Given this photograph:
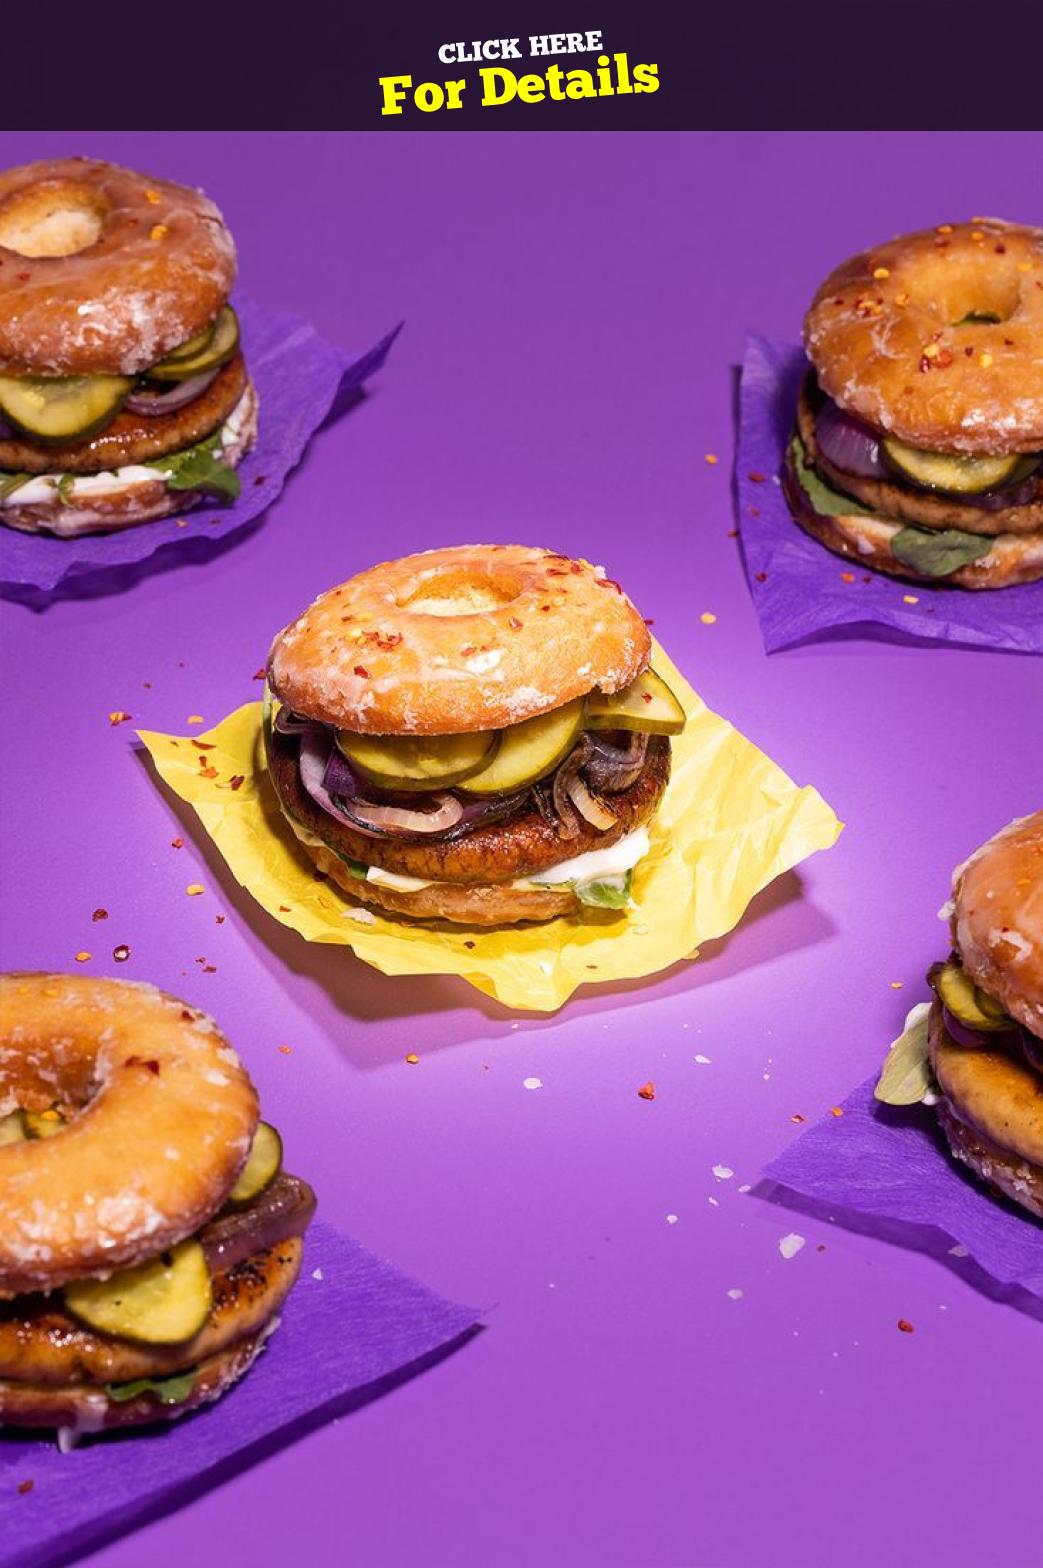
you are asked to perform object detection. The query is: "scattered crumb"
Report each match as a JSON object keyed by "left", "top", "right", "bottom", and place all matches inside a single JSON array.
[
  {"left": 890, "top": 980, "right": 904, "bottom": 989},
  {"left": 74, "top": 951, "right": 91, "bottom": 963},
  {"left": 523, "top": 1076, "right": 543, "bottom": 1091},
  {"left": 694, "top": 1054, "right": 712, "bottom": 1065},
  {"left": 91, "top": 908, "right": 108, "bottom": 922},
  {"left": 171, "top": 838, "right": 184, "bottom": 849},
  {"left": 405, "top": 1052, "right": 420, "bottom": 1065},
  {"left": 737, "top": 1183, "right": 751, "bottom": 1194},
  {"left": 311, "top": 1267, "right": 324, "bottom": 1281},
  {"left": 790, "top": 1113, "right": 806, "bottom": 1123},
  {"left": 704, "top": 453, "right": 719, "bottom": 465},
  {"left": 712, "top": 1164, "right": 734, "bottom": 1181},
  {"left": 112, "top": 945, "right": 130, "bottom": 963},
  {"left": 902, "top": 595, "right": 920, "bottom": 605},
  {"left": 699, "top": 611, "right": 717, "bottom": 625},
  {"left": 830, "top": 1106, "right": 844, "bottom": 1117},
  {"left": 727, "top": 1288, "right": 744, "bottom": 1301},
  {"left": 277, "top": 1045, "right": 293, "bottom": 1056},
  {"left": 779, "top": 1233, "right": 806, "bottom": 1260},
  {"left": 897, "top": 1318, "right": 915, "bottom": 1334},
  {"left": 186, "top": 884, "right": 205, "bottom": 897},
  {"left": 187, "top": 715, "right": 204, "bottom": 726},
  {"left": 637, "top": 1081, "right": 655, "bottom": 1101},
  {"left": 948, "top": 1244, "right": 969, "bottom": 1259},
  {"left": 108, "top": 711, "right": 132, "bottom": 726},
  {"left": 665, "top": 1214, "right": 679, "bottom": 1225}
]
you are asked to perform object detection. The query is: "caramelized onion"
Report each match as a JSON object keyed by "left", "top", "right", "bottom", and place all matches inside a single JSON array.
[
  {"left": 200, "top": 1172, "right": 316, "bottom": 1276},
  {"left": 124, "top": 369, "right": 220, "bottom": 416}
]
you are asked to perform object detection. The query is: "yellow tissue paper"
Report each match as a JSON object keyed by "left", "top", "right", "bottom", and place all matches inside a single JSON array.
[{"left": 138, "top": 646, "right": 841, "bottom": 1012}]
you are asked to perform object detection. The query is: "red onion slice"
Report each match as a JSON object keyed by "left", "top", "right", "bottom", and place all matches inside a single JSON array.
[
  {"left": 299, "top": 729, "right": 464, "bottom": 838},
  {"left": 941, "top": 1005, "right": 1022, "bottom": 1053},
  {"left": 585, "top": 731, "right": 649, "bottom": 794},
  {"left": 565, "top": 774, "right": 617, "bottom": 831},
  {"left": 340, "top": 793, "right": 464, "bottom": 836},
  {"left": 200, "top": 1172, "right": 316, "bottom": 1276},
  {"left": 124, "top": 368, "right": 220, "bottom": 416},
  {"left": 815, "top": 400, "right": 890, "bottom": 479}
]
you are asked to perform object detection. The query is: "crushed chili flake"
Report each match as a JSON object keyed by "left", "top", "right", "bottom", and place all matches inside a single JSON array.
[
  {"left": 507, "top": 616, "right": 523, "bottom": 630},
  {"left": 841, "top": 572, "right": 856, "bottom": 583},
  {"left": 754, "top": 571, "right": 768, "bottom": 583},
  {"left": 108, "top": 711, "right": 132, "bottom": 726},
  {"left": 277, "top": 1044, "right": 292, "bottom": 1055},
  {"left": 897, "top": 1318, "right": 915, "bottom": 1333},
  {"left": 186, "top": 884, "right": 205, "bottom": 896},
  {"left": 747, "top": 471, "right": 766, "bottom": 483},
  {"left": 215, "top": 914, "right": 226, "bottom": 924},
  {"left": 362, "top": 629, "right": 403, "bottom": 650},
  {"left": 704, "top": 453, "right": 719, "bottom": 465},
  {"left": 353, "top": 665, "right": 370, "bottom": 678},
  {"left": 74, "top": 951, "right": 91, "bottom": 963},
  {"left": 252, "top": 668, "right": 266, "bottom": 681},
  {"left": 405, "top": 1052, "right": 420, "bottom": 1064},
  {"left": 112, "top": 944, "right": 131, "bottom": 963},
  {"left": 191, "top": 739, "right": 215, "bottom": 751},
  {"left": 637, "top": 1081, "right": 656, "bottom": 1101},
  {"left": 175, "top": 519, "right": 189, "bottom": 528},
  {"left": 171, "top": 837, "right": 184, "bottom": 849},
  {"left": 17, "top": 1479, "right": 34, "bottom": 1494},
  {"left": 199, "top": 765, "right": 218, "bottom": 779},
  {"left": 464, "top": 939, "right": 476, "bottom": 949},
  {"left": 829, "top": 1106, "right": 844, "bottom": 1117},
  {"left": 229, "top": 774, "right": 245, "bottom": 791},
  {"left": 91, "top": 908, "right": 109, "bottom": 922}
]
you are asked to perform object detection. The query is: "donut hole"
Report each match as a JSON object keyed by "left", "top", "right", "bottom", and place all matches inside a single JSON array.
[
  {"left": 399, "top": 568, "right": 518, "bottom": 616},
  {"left": 0, "top": 180, "right": 107, "bottom": 258},
  {"left": 906, "top": 256, "right": 1022, "bottom": 328}
]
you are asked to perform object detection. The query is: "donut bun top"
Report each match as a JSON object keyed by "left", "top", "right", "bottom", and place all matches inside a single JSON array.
[
  {"left": 267, "top": 544, "right": 652, "bottom": 735},
  {"left": 0, "top": 158, "right": 236, "bottom": 376},
  {"left": 804, "top": 219, "right": 1043, "bottom": 454},
  {"left": 951, "top": 810, "right": 1043, "bottom": 1040}
]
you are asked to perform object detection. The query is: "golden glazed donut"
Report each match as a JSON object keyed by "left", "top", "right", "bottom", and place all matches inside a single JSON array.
[
  {"left": 0, "top": 158, "right": 236, "bottom": 377},
  {"left": 268, "top": 544, "right": 652, "bottom": 735},
  {"left": 950, "top": 811, "right": 1043, "bottom": 1039},
  {"left": 804, "top": 219, "right": 1043, "bottom": 454},
  {"left": 0, "top": 974, "right": 258, "bottom": 1297}
]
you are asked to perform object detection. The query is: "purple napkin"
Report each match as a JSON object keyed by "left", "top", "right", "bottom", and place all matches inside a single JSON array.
[
  {"left": 0, "top": 1221, "right": 479, "bottom": 1568},
  {"left": 762, "top": 1075, "right": 1043, "bottom": 1312},
  {"left": 736, "top": 337, "right": 1043, "bottom": 655},
  {"left": 0, "top": 303, "right": 401, "bottom": 596}
]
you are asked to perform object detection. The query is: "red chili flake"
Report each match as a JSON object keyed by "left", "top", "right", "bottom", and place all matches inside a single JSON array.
[
  {"left": 198, "top": 765, "right": 218, "bottom": 780},
  {"left": 215, "top": 914, "right": 226, "bottom": 924},
  {"left": 897, "top": 1319, "right": 915, "bottom": 1334},
  {"left": 994, "top": 243, "right": 1006, "bottom": 254},
  {"left": 754, "top": 571, "right": 768, "bottom": 583},
  {"left": 17, "top": 1480, "right": 33, "bottom": 1495},
  {"left": 643, "top": 617, "right": 655, "bottom": 626},
  {"left": 507, "top": 616, "right": 523, "bottom": 631},
  {"left": 277, "top": 1044, "right": 292, "bottom": 1056},
  {"left": 180, "top": 1008, "right": 195, "bottom": 1021},
  {"left": 642, "top": 691, "right": 653, "bottom": 703},
  {"left": 191, "top": 739, "right": 215, "bottom": 751},
  {"left": 460, "top": 644, "right": 476, "bottom": 657},
  {"left": 570, "top": 561, "right": 584, "bottom": 574},
  {"left": 920, "top": 346, "right": 954, "bottom": 372},
  {"left": 464, "top": 939, "right": 476, "bottom": 949},
  {"left": 92, "top": 908, "right": 109, "bottom": 922},
  {"left": 108, "top": 711, "right": 132, "bottom": 726},
  {"left": 790, "top": 1113, "right": 806, "bottom": 1123},
  {"left": 747, "top": 471, "right": 766, "bottom": 483},
  {"left": 253, "top": 475, "right": 266, "bottom": 486},
  {"left": 833, "top": 297, "right": 844, "bottom": 305},
  {"left": 539, "top": 604, "right": 551, "bottom": 612},
  {"left": 226, "top": 774, "right": 244, "bottom": 791},
  {"left": 746, "top": 507, "right": 760, "bottom": 518},
  {"left": 546, "top": 567, "right": 570, "bottom": 577},
  {"left": 362, "top": 629, "right": 403, "bottom": 650},
  {"left": 637, "top": 1081, "right": 656, "bottom": 1101},
  {"left": 112, "top": 944, "right": 131, "bottom": 963},
  {"left": 202, "top": 965, "right": 217, "bottom": 974},
  {"left": 16, "top": 271, "right": 30, "bottom": 282},
  {"left": 353, "top": 665, "right": 370, "bottom": 678},
  {"left": 252, "top": 668, "right": 266, "bottom": 681},
  {"left": 829, "top": 1106, "right": 844, "bottom": 1118},
  {"left": 278, "top": 904, "right": 292, "bottom": 913},
  {"left": 171, "top": 837, "right": 184, "bottom": 849},
  {"left": 816, "top": 1243, "right": 827, "bottom": 1253},
  {"left": 596, "top": 577, "right": 623, "bottom": 593}
]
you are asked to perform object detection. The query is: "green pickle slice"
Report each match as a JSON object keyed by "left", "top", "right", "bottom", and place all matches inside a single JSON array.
[
  {"left": 148, "top": 306, "right": 240, "bottom": 382},
  {"left": 461, "top": 699, "right": 585, "bottom": 795},
  {"left": 929, "top": 959, "right": 1010, "bottom": 1031},
  {"left": 0, "top": 373, "right": 132, "bottom": 444},
  {"left": 586, "top": 669, "right": 686, "bottom": 736},
  {"left": 64, "top": 1239, "right": 212, "bottom": 1345},
  {"left": 228, "top": 1121, "right": 283, "bottom": 1205},
  {"left": 881, "top": 439, "right": 1036, "bottom": 496},
  {"left": 337, "top": 729, "right": 498, "bottom": 792}
]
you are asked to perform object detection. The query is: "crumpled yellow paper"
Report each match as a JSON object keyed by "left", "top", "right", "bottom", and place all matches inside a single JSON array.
[{"left": 138, "top": 645, "right": 841, "bottom": 1011}]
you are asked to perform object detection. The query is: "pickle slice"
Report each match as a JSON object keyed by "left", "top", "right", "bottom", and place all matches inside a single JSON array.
[
  {"left": 462, "top": 699, "right": 585, "bottom": 795},
  {"left": 23, "top": 1107, "right": 64, "bottom": 1139},
  {"left": 929, "top": 960, "right": 1010, "bottom": 1031},
  {"left": 586, "top": 669, "right": 686, "bottom": 736},
  {"left": 881, "top": 439, "right": 1036, "bottom": 495},
  {"left": 148, "top": 306, "right": 240, "bottom": 382},
  {"left": 336, "top": 728, "right": 498, "bottom": 793},
  {"left": 157, "top": 322, "right": 217, "bottom": 366},
  {"left": 0, "top": 373, "right": 132, "bottom": 444},
  {"left": 228, "top": 1122, "right": 283, "bottom": 1205},
  {"left": 64, "top": 1239, "right": 212, "bottom": 1345},
  {"left": 0, "top": 1111, "right": 27, "bottom": 1146}
]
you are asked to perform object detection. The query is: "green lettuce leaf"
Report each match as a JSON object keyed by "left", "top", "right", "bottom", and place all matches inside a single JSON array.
[
  {"left": 574, "top": 870, "right": 633, "bottom": 909},
  {"left": 0, "top": 472, "right": 33, "bottom": 501},
  {"left": 875, "top": 1003, "right": 936, "bottom": 1105},
  {"left": 54, "top": 472, "right": 76, "bottom": 504},
  {"left": 149, "top": 432, "right": 240, "bottom": 501},
  {"left": 789, "top": 435, "right": 869, "bottom": 516},
  {"left": 104, "top": 1369, "right": 197, "bottom": 1406},
  {"left": 890, "top": 526, "right": 991, "bottom": 578}
]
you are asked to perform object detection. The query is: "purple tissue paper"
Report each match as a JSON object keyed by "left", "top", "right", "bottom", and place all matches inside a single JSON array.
[
  {"left": 763, "top": 1075, "right": 1043, "bottom": 1310},
  {"left": 0, "top": 1221, "right": 479, "bottom": 1568},
  {"left": 736, "top": 337, "right": 1043, "bottom": 655},
  {"left": 0, "top": 302, "right": 400, "bottom": 595}
]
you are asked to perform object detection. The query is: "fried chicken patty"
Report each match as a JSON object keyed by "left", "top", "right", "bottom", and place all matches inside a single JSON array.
[
  {"left": 0, "top": 1238, "right": 302, "bottom": 1387},
  {"left": 0, "top": 354, "right": 247, "bottom": 475},
  {"left": 268, "top": 727, "right": 670, "bottom": 884},
  {"left": 797, "top": 376, "right": 1043, "bottom": 536}
]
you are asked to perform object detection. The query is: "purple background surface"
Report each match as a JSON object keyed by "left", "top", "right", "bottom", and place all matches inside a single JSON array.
[{"left": 1, "top": 131, "right": 1041, "bottom": 1568}]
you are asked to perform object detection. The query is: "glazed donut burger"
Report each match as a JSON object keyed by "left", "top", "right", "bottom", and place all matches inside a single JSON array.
[
  {"left": 0, "top": 975, "right": 315, "bottom": 1445},
  {"left": 877, "top": 812, "right": 1043, "bottom": 1218},
  {"left": 0, "top": 158, "right": 257, "bottom": 538},
  {"left": 265, "top": 545, "right": 685, "bottom": 927},
  {"left": 788, "top": 219, "right": 1043, "bottom": 589}
]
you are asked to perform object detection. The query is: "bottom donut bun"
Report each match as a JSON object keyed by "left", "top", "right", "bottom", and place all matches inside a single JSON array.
[
  {"left": 783, "top": 444, "right": 1043, "bottom": 589},
  {"left": 0, "top": 380, "right": 258, "bottom": 539},
  {"left": 928, "top": 999, "right": 1043, "bottom": 1219}
]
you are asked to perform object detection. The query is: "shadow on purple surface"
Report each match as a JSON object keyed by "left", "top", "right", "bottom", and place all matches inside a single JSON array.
[
  {"left": 138, "top": 750, "right": 836, "bottom": 1051},
  {"left": 1, "top": 1326, "right": 481, "bottom": 1568}
]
